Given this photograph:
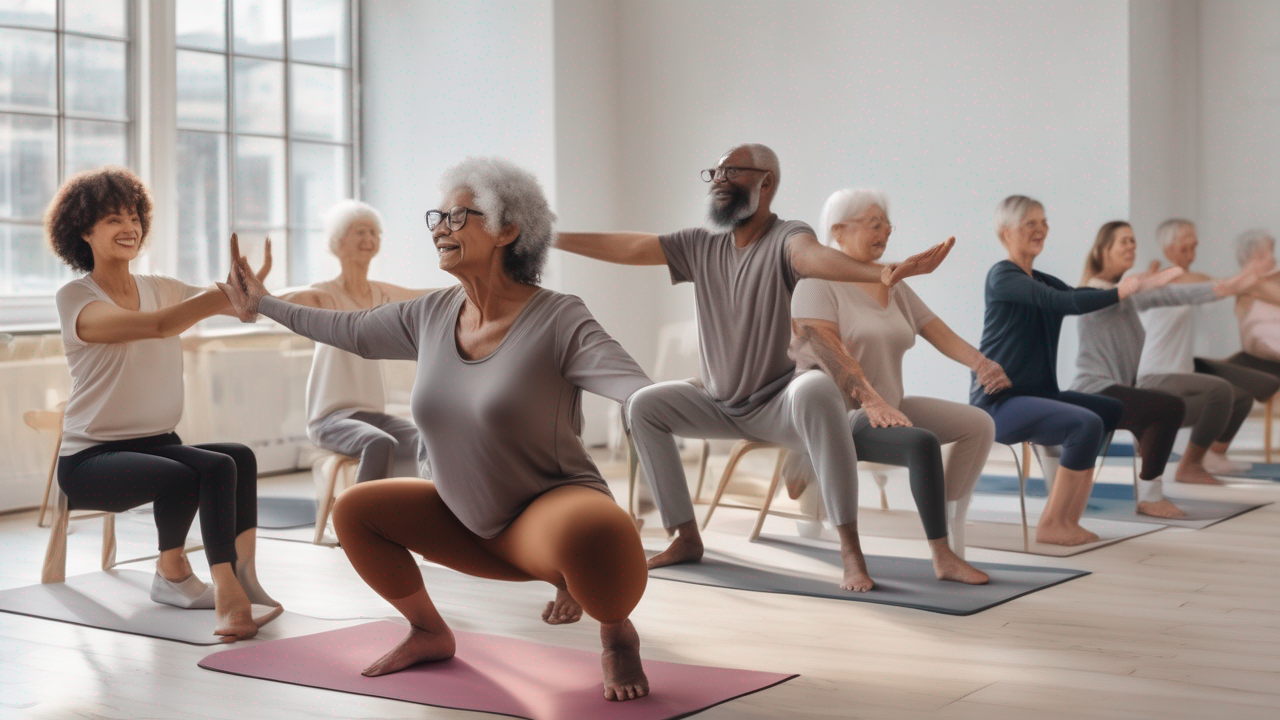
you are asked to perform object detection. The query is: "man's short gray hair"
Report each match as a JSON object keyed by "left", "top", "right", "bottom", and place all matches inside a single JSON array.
[
  {"left": 1156, "top": 218, "right": 1194, "bottom": 250},
  {"left": 994, "top": 195, "right": 1044, "bottom": 239},
  {"left": 818, "top": 188, "right": 890, "bottom": 247},
  {"left": 324, "top": 199, "right": 383, "bottom": 254},
  {"left": 726, "top": 143, "right": 781, "bottom": 188},
  {"left": 439, "top": 157, "right": 556, "bottom": 285},
  {"left": 1236, "top": 228, "right": 1276, "bottom": 267}
]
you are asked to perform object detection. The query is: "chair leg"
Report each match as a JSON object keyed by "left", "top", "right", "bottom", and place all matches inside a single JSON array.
[
  {"left": 873, "top": 472, "right": 890, "bottom": 510},
  {"left": 1093, "top": 431, "right": 1114, "bottom": 484},
  {"left": 37, "top": 431, "right": 61, "bottom": 528},
  {"left": 41, "top": 495, "right": 70, "bottom": 584},
  {"left": 314, "top": 456, "right": 344, "bottom": 545},
  {"left": 693, "top": 440, "right": 711, "bottom": 503},
  {"left": 702, "top": 440, "right": 754, "bottom": 531},
  {"left": 101, "top": 514, "right": 117, "bottom": 570},
  {"left": 626, "top": 435, "right": 639, "bottom": 519},
  {"left": 1011, "top": 444, "right": 1030, "bottom": 552},
  {"left": 1267, "top": 398, "right": 1274, "bottom": 464},
  {"left": 749, "top": 449, "right": 788, "bottom": 541}
]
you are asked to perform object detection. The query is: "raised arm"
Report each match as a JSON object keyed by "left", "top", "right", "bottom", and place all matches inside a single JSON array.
[
  {"left": 991, "top": 263, "right": 1120, "bottom": 314},
  {"left": 791, "top": 317, "right": 910, "bottom": 427},
  {"left": 918, "top": 317, "right": 1011, "bottom": 394},
  {"left": 554, "top": 232, "right": 667, "bottom": 266},
  {"left": 789, "top": 234, "right": 956, "bottom": 286}
]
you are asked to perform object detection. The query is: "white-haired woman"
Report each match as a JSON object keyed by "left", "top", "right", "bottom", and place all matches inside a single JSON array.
[
  {"left": 1138, "top": 220, "right": 1280, "bottom": 474},
  {"left": 787, "top": 188, "right": 1005, "bottom": 573},
  {"left": 1234, "top": 230, "right": 1280, "bottom": 363},
  {"left": 281, "top": 201, "right": 432, "bottom": 484},
  {"left": 976, "top": 196, "right": 1181, "bottom": 546},
  {"left": 219, "top": 158, "right": 652, "bottom": 701}
]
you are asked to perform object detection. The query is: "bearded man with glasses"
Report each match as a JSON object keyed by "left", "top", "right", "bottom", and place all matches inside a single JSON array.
[{"left": 554, "top": 143, "right": 954, "bottom": 592}]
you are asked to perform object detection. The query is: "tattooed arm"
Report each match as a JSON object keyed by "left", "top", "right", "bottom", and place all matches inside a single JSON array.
[{"left": 792, "top": 317, "right": 911, "bottom": 428}]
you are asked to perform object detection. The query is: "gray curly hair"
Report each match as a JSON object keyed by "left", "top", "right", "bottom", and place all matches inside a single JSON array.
[{"left": 439, "top": 157, "right": 556, "bottom": 285}]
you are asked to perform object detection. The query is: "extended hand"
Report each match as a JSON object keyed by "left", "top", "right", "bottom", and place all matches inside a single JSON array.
[
  {"left": 1118, "top": 265, "right": 1184, "bottom": 298},
  {"left": 215, "top": 233, "right": 271, "bottom": 322},
  {"left": 882, "top": 237, "right": 955, "bottom": 286},
  {"left": 863, "top": 398, "right": 912, "bottom": 428},
  {"left": 975, "top": 357, "right": 1012, "bottom": 394}
]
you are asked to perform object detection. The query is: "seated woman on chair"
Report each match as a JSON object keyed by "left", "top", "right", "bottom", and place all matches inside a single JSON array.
[
  {"left": 48, "top": 166, "right": 279, "bottom": 642},
  {"left": 1070, "top": 221, "right": 1264, "bottom": 514},
  {"left": 220, "top": 158, "right": 653, "bottom": 701},
  {"left": 280, "top": 200, "right": 434, "bottom": 484},
  {"left": 787, "top": 187, "right": 999, "bottom": 578},
  {"left": 1233, "top": 230, "right": 1280, "bottom": 367},
  {"left": 1138, "top": 220, "right": 1280, "bottom": 474},
  {"left": 973, "top": 196, "right": 1182, "bottom": 546}
]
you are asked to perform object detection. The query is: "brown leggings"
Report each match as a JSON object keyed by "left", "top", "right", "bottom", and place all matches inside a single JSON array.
[{"left": 332, "top": 479, "right": 648, "bottom": 624}]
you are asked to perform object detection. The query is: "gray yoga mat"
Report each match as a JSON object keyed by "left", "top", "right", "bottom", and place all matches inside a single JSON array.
[
  {"left": 646, "top": 537, "right": 1089, "bottom": 615},
  {"left": 0, "top": 569, "right": 334, "bottom": 645},
  {"left": 972, "top": 475, "right": 1269, "bottom": 529},
  {"left": 257, "top": 496, "right": 317, "bottom": 529}
]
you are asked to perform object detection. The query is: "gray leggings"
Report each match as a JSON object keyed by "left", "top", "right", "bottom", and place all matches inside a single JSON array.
[
  {"left": 1138, "top": 372, "right": 1246, "bottom": 447},
  {"left": 626, "top": 371, "right": 860, "bottom": 528},
  {"left": 309, "top": 410, "right": 420, "bottom": 484}
]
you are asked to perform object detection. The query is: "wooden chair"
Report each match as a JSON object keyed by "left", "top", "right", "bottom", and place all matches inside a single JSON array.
[
  {"left": 24, "top": 402, "right": 67, "bottom": 528},
  {"left": 699, "top": 440, "right": 788, "bottom": 540},
  {"left": 311, "top": 450, "right": 359, "bottom": 544}
]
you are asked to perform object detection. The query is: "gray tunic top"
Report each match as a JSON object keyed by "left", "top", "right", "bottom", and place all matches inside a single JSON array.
[
  {"left": 659, "top": 217, "right": 813, "bottom": 416},
  {"left": 1069, "top": 278, "right": 1218, "bottom": 394},
  {"left": 259, "top": 286, "right": 652, "bottom": 538}
]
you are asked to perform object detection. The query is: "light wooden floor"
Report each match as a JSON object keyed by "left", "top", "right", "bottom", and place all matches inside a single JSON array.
[{"left": 2, "top": 426, "right": 1279, "bottom": 719}]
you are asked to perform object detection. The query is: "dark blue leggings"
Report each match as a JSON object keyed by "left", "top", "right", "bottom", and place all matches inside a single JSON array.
[
  {"left": 986, "top": 392, "right": 1123, "bottom": 471},
  {"left": 56, "top": 433, "right": 258, "bottom": 566}
]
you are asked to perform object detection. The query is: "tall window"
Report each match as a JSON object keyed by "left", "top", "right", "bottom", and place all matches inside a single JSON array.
[
  {"left": 0, "top": 0, "right": 131, "bottom": 298},
  {"left": 175, "top": 0, "right": 353, "bottom": 287}
]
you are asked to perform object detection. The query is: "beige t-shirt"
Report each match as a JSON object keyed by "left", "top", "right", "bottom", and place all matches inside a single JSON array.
[
  {"left": 789, "top": 278, "right": 936, "bottom": 410},
  {"left": 304, "top": 279, "right": 422, "bottom": 435},
  {"left": 56, "top": 274, "right": 203, "bottom": 455}
]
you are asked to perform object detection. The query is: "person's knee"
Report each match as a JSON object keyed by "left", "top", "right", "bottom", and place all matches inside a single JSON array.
[
  {"left": 624, "top": 383, "right": 668, "bottom": 432},
  {"left": 201, "top": 453, "right": 239, "bottom": 490},
  {"left": 363, "top": 434, "right": 397, "bottom": 461},
  {"left": 789, "top": 371, "right": 846, "bottom": 421},
  {"left": 972, "top": 410, "right": 997, "bottom": 446},
  {"left": 1061, "top": 411, "right": 1106, "bottom": 468},
  {"left": 901, "top": 427, "right": 943, "bottom": 466},
  {"left": 1095, "top": 396, "right": 1125, "bottom": 434},
  {"left": 331, "top": 481, "right": 384, "bottom": 531}
]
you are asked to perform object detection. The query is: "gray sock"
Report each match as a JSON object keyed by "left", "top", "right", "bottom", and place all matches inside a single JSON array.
[{"left": 149, "top": 571, "right": 216, "bottom": 609}]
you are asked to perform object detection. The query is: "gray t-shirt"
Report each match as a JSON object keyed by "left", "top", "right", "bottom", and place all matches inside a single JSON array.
[
  {"left": 789, "top": 279, "right": 937, "bottom": 410},
  {"left": 1070, "top": 278, "right": 1218, "bottom": 393},
  {"left": 259, "top": 286, "right": 652, "bottom": 538},
  {"left": 660, "top": 218, "right": 813, "bottom": 416}
]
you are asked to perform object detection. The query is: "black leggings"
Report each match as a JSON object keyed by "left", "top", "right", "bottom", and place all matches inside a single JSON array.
[
  {"left": 56, "top": 434, "right": 258, "bottom": 566},
  {"left": 1097, "top": 385, "right": 1187, "bottom": 480},
  {"left": 852, "top": 425, "right": 947, "bottom": 540},
  {"left": 1198, "top": 355, "right": 1280, "bottom": 442}
]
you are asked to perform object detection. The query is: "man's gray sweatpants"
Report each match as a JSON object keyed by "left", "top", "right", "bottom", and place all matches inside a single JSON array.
[
  {"left": 625, "top": 370, "right": 860, "bottom": 528},
  {"left": 309, "top": 410, "right": 421, "bottom": 484}
]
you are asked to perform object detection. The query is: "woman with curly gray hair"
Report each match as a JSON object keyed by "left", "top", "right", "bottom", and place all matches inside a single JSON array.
[{"left": 219, "top": 157, "right": 653, "bottom": 701}]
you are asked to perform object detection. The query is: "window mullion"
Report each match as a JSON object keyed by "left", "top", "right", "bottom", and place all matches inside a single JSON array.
[{"left": 283, "top": 0, "right": 294, "bottom": 284}]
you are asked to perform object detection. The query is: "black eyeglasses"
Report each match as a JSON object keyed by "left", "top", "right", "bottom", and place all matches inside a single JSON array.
[
  {"left": 425, "top": 206, "right": 485, "bottom": 231},
  {"left": 700, "top": 166, "right": 769, "bottom": 183}
]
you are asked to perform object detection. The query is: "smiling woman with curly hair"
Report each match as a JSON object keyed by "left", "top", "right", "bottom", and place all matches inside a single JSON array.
[{"left": 46, "top": 165, "right": 279, "bottom": 642}]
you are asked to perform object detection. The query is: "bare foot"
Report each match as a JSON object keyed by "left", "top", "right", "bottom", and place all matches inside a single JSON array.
[
  {"left": 542, "top": 584, "right": 583, "bottom": 625},
  {"left": 646, "top": 532, "right": 703, "bottom": 570},
  {"left": 601, "top": 619, "right": 649, "bottom": 702},
  {"left": 253, "top": 604, "right": 285, "bottom": 628},
  {"left": 840, "top": 548, "right": 874, "bottom": 592},
  {"left": 214, "top": 606, "right": 258, "bottom": 642},
  {"left": 1137, "top": 499, "right": 1187, "bottom": 519},
  {"left": 1176, "top": 464, "right": 1223, "bottom": 485},
  {"left": 1035, "top": 523, "right": 1099, "bottom": 546},
  {"left": 362, "top": 624, "right": 457, "bottom": 677},
  {"left": 932, "top": 547, "right": 990, "bottom": 585}
]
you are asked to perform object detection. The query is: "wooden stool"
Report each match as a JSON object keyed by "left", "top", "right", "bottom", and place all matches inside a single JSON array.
[
  {"left": 23, "top": 402, "right": 66, "bottom": 528},
  {"left": 311, "top": 451, "right": 360, "bottom": 544},
  {"left": 700, "top": 440, "right": 787, "bottom": 540}
]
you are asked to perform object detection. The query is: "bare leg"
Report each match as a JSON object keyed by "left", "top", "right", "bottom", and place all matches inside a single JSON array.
[
  {"left": 541, "top": 582, "right": 583, "bottom": 625},
  {"left": 209, "top": 562, "right": 258, "bottom": 641},
  {"left": 156, "top": 547, "right": 194, "bottom": 582},
  {"left": 834, "top": 522, "right": 873, "bottom": 592},
  {"left": 233, "top": 528, "right": 281, "bottom": 609},
  {"left": 601, "top": 619, "right": 648, "bottom": 701},
  {"left": 646, "top": 519, "right": 704, "bottom": 569},
  {"left": 1176, "top": 443, "right": 1223, "bottom": 485},
  {"left": 928, "top": 538, "right": 988, "bottom": 584},
  {"left": 1036, "top": 466, "right": 1100, "bottom": 546},
  {"left": 360, "top": 587, "right": 457, "bottom": 677}
]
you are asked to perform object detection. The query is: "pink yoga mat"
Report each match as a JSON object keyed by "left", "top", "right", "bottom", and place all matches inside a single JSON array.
[{"left": 199, "top": 621, "right": 795, "bottom": 720}]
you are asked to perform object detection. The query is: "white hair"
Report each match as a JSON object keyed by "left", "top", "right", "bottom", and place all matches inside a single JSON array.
[
  {"left": 994, "top": 195, "right": 1044, "bottom": 239},
  {"left": 324, "top": 199, "right": 383, "bottom": 254},
  {"left": 1156, "top": 218, "right": 1194, "bottom": 250},
  {"left": 818, "top": 188, "right": 891, "bottom": 247},
  {"left": 439, "top": 157, "right": 556, "bottom": 285},
  {"left": 1236, "top": 228, "right": 1276, "bottom": 267}
]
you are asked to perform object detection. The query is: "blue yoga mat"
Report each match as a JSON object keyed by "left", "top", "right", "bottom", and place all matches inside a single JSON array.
[
  {"left": 1166, "top": 456, "right": 1280, "bottom": 481},
  {"left": 975, "top": 474, "right": 1135, "bottom": 500}
]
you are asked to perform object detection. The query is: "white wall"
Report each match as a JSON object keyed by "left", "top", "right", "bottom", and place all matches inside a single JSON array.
[
  {"left": 1196, "top": 0, "right": 1280, "bottom": 357},
  {"left": 360, "top": 0, "right": 557, "bottom": 290},
  {"left": 615, "top": 0, "right": 1131, "bottom": 401}
]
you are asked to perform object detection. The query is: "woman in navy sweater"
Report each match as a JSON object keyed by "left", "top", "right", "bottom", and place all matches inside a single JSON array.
[{"left": 973, "top": 196, "right": 1181, "bottom": 545}]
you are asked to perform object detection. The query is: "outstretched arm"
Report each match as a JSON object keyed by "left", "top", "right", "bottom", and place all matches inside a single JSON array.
[
  {"left": 278, "top": 286, "right": 337, "bottom": 310},
  {"left": 792, "top": 317, "right": 910, "bottom": 427},
  {"left": 918, "top": 317, "right": 1011, "bottom": 394},
  {"left": 554, "top": 232, "right": 667, "bottom": 266},
  {"left": 790, "top": 234, "right": 956, "bottom": 286}
]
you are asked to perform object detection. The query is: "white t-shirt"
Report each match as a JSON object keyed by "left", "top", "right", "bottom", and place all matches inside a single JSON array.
[
  {"left": 1137, "top": 304, "right": 1197, "bottom": 378},
  {"left": 56, "top": 274, "right": 203, "bottom": 455}
]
